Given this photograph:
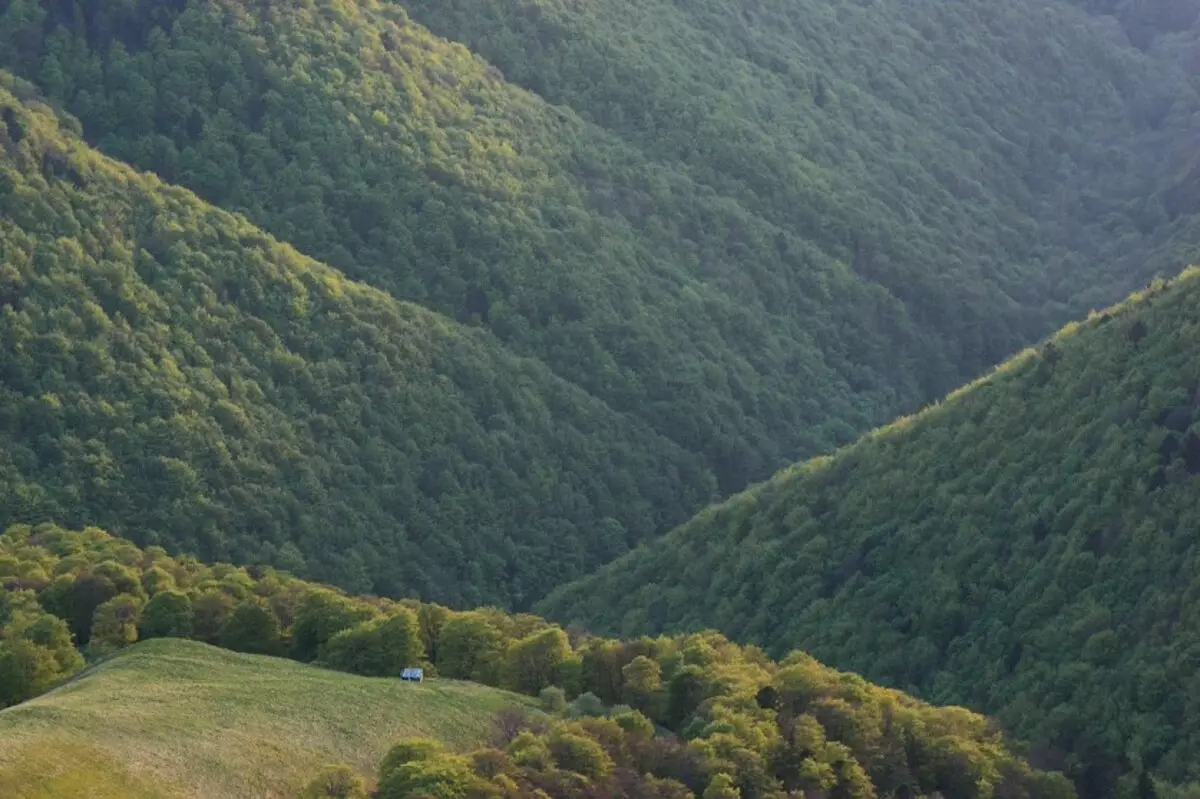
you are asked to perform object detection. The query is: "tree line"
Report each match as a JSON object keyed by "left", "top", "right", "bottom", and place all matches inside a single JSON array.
[{"left": 2, "top": 522, "right": 1072, "bottom": 799}]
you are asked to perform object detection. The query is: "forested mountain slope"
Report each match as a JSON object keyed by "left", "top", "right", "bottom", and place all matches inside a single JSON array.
[
  {"left": 541, "top": 267, "right": 1200, "bottom": 792},
  {"left": 0, "top": 524, "right": 1074, "bottom": 799},
  {"left": 0, "top": 76, "right": 715, "bottom": 608},
  {"left": 3, "top": 0, "right": 1198, "bottom": 493},
  {"left": 407, "top": 0, "right": 1200, "bottom": 323}
]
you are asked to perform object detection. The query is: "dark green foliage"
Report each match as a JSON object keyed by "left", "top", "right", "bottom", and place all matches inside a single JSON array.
[
  {"left": 219, "top": 601, "right": 281, "bottom": 656},
  {"left": 404, "top": 0, "right": 1200, "bottom": 356},
  {"left": 541, "top": 269, "right": 1200, "bottom": 791},
  {"left": 0, "top": 79, "right": 713, "bottom": 608},
  {"left": 138, "top": 590, "right": 194, "bottom": 639}
]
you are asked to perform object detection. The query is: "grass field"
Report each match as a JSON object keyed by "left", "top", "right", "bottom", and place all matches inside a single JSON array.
[{"left": 0, "top": 639, "right": 531, "bottom": 798}]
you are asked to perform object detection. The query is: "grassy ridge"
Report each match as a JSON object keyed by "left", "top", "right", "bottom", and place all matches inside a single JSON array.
[
  {"left": 0, "top": 638, "right": 529, "bottom": 798},
  {"left": 541, "top": 267, "right": 1200, "bottom": 790}
]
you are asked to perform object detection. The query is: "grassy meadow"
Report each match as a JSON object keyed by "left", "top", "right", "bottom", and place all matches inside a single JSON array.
[{"left": 0, "top": 639, "right": 529, "bottom": 798}]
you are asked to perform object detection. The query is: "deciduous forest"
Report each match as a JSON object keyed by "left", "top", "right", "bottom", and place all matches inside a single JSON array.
[{"left": 0, "top": 0, "right": 1198, "bottom": 796}]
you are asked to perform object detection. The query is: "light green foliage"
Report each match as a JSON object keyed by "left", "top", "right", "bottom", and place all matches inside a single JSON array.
[
  {"left": 323, "top": 610, "right": 424, "bottom": 677},
  {"left": 703, "top": 773, "right": 741, "bottom": 799},
  {"left": 0, "top": 78, "right": 713, "bottom": 608},
  {"left": 542, "top": 268, "right": 1200, "bottom": 788},
  {"left": 437, "top": 612, "right": 507, "bottom": 683},
  {"left": 547, "top": 730, "right": 614, "bottom": 780},
  {"left": 378, "top": 738, "right": 447, "bottom": 781},
  {"left": 298, "top": 764, "right": 367, "bottom": 799},
  {"left": 504, "top": 627, "right": 573, "bottom": 694},
  {"left": 0, "top": 504, "right": 1095, "bottom": 797},
  {"left": 376, "top": 754, "right": 484, "bottom": 799},
  {"left": 539, "top": 685, "right": 567, "bottom": 714},
  {"left": 0, "top": 640, "right": 65, "bottom": 707},
  {"left": 291, "top": 590, "right": 377, "bottom": 662}
]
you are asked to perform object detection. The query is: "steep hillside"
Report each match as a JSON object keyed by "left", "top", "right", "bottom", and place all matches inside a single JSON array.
[
  {"left": 407, "top": 0, "right": 1200, "bottom": 321},
  {"left": 3, "top": 0, "right": 1198, "bottom": 493},
  {"left": 0, "top": 524, "right": 1074, "bottom": 799},
  {"left": 0, "top": 639, "right": 528, "bottom": 798},
  {"left": 542, "top": 267, "right": 1200, "bottom": 792},
  {"left": 0, "top": 76, "right": 715, "bottom": 607}
]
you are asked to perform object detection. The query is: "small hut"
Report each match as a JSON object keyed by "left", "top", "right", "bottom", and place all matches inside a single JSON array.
[{"left": 400, "top": 667, "right": 425, "bottom": 682}]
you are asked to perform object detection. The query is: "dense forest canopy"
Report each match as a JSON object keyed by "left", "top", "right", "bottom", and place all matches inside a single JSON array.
[
  {"left": 0, "top": 0, "right": 1198, "bottom": 793},
  {"left": 0, "top": 523, "right": 1076, "bottom": 799},
  {"left": 541, "top": 267, "right": 1200, "bottom": 795},
  {"left": 1, "top": 0, "right": 1198, "bottom": 499},
  {"left": 0, "top": 78, "right": 716, "bottom": 608},
  {"left": 403, "top": 0, "right": 1200, "bottom": 321}
]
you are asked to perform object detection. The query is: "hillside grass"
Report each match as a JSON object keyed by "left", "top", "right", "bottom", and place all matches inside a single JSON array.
[{"left": 0, "top": 638, "right": 530, "bottom": 798}]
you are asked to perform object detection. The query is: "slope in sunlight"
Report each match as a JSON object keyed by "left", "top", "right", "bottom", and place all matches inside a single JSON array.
[
  {"left": 541, "top": 267, "right": 1200, "bottom": 794},
  {"left": 6, "top": 0, "right": 1199, "bottom": 496},
  {"left": 0, "top": 523, "right": 1074, "bottom": 799},
  {"left": 0, "top": 638, "right": 528, "bottom": 798},
  {"left": 0, "top": 74, "right": 714, "bottom": 607}
]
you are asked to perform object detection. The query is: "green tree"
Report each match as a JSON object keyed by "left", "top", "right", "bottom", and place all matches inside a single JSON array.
[
  {"left": 437, "top": 612, "right": 506, "bottom": 684},
  {"left": 379, "top": 739, "right": 446, "bottom": 780},
  {"left": 504, "top": 627, "right": 572, "bottom": 695},
  {"left": 377, "top": 755, "right": 482, "bottom": 799},
  {"left": 88, "top": 593, "right": 144, "bottom": 655},
  {"left": 539, "top": 685, "right": 568, "bottom": 714},
  {"left": 139, "top": 590, "right": 194, "bottom": 639},
  {"left": 219, "top": 601, "right": 282, "bottom": 656},
  {"left": 0, "top": 640, "right": 62, "bottom": 707},
  {"left": 290, "top": 590, "right": 374, "bottom": 662},
  {"left": 622, "top": 655, "right": 663, "bottom": 715},
  {"left": 298, "top": 764, "right": 367, "bottom": 799},
  {"left": 417, "top": 603, "right": 450, "bottom": 664},
  {"left": 547, "top": 730, "right": 614, "bottom": 780},
  {"left": 323, "top": 610, "right": 423, "bottom": 677},
  {"left": 192, "top": 591, "right": 237, "bottom": 645}
]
